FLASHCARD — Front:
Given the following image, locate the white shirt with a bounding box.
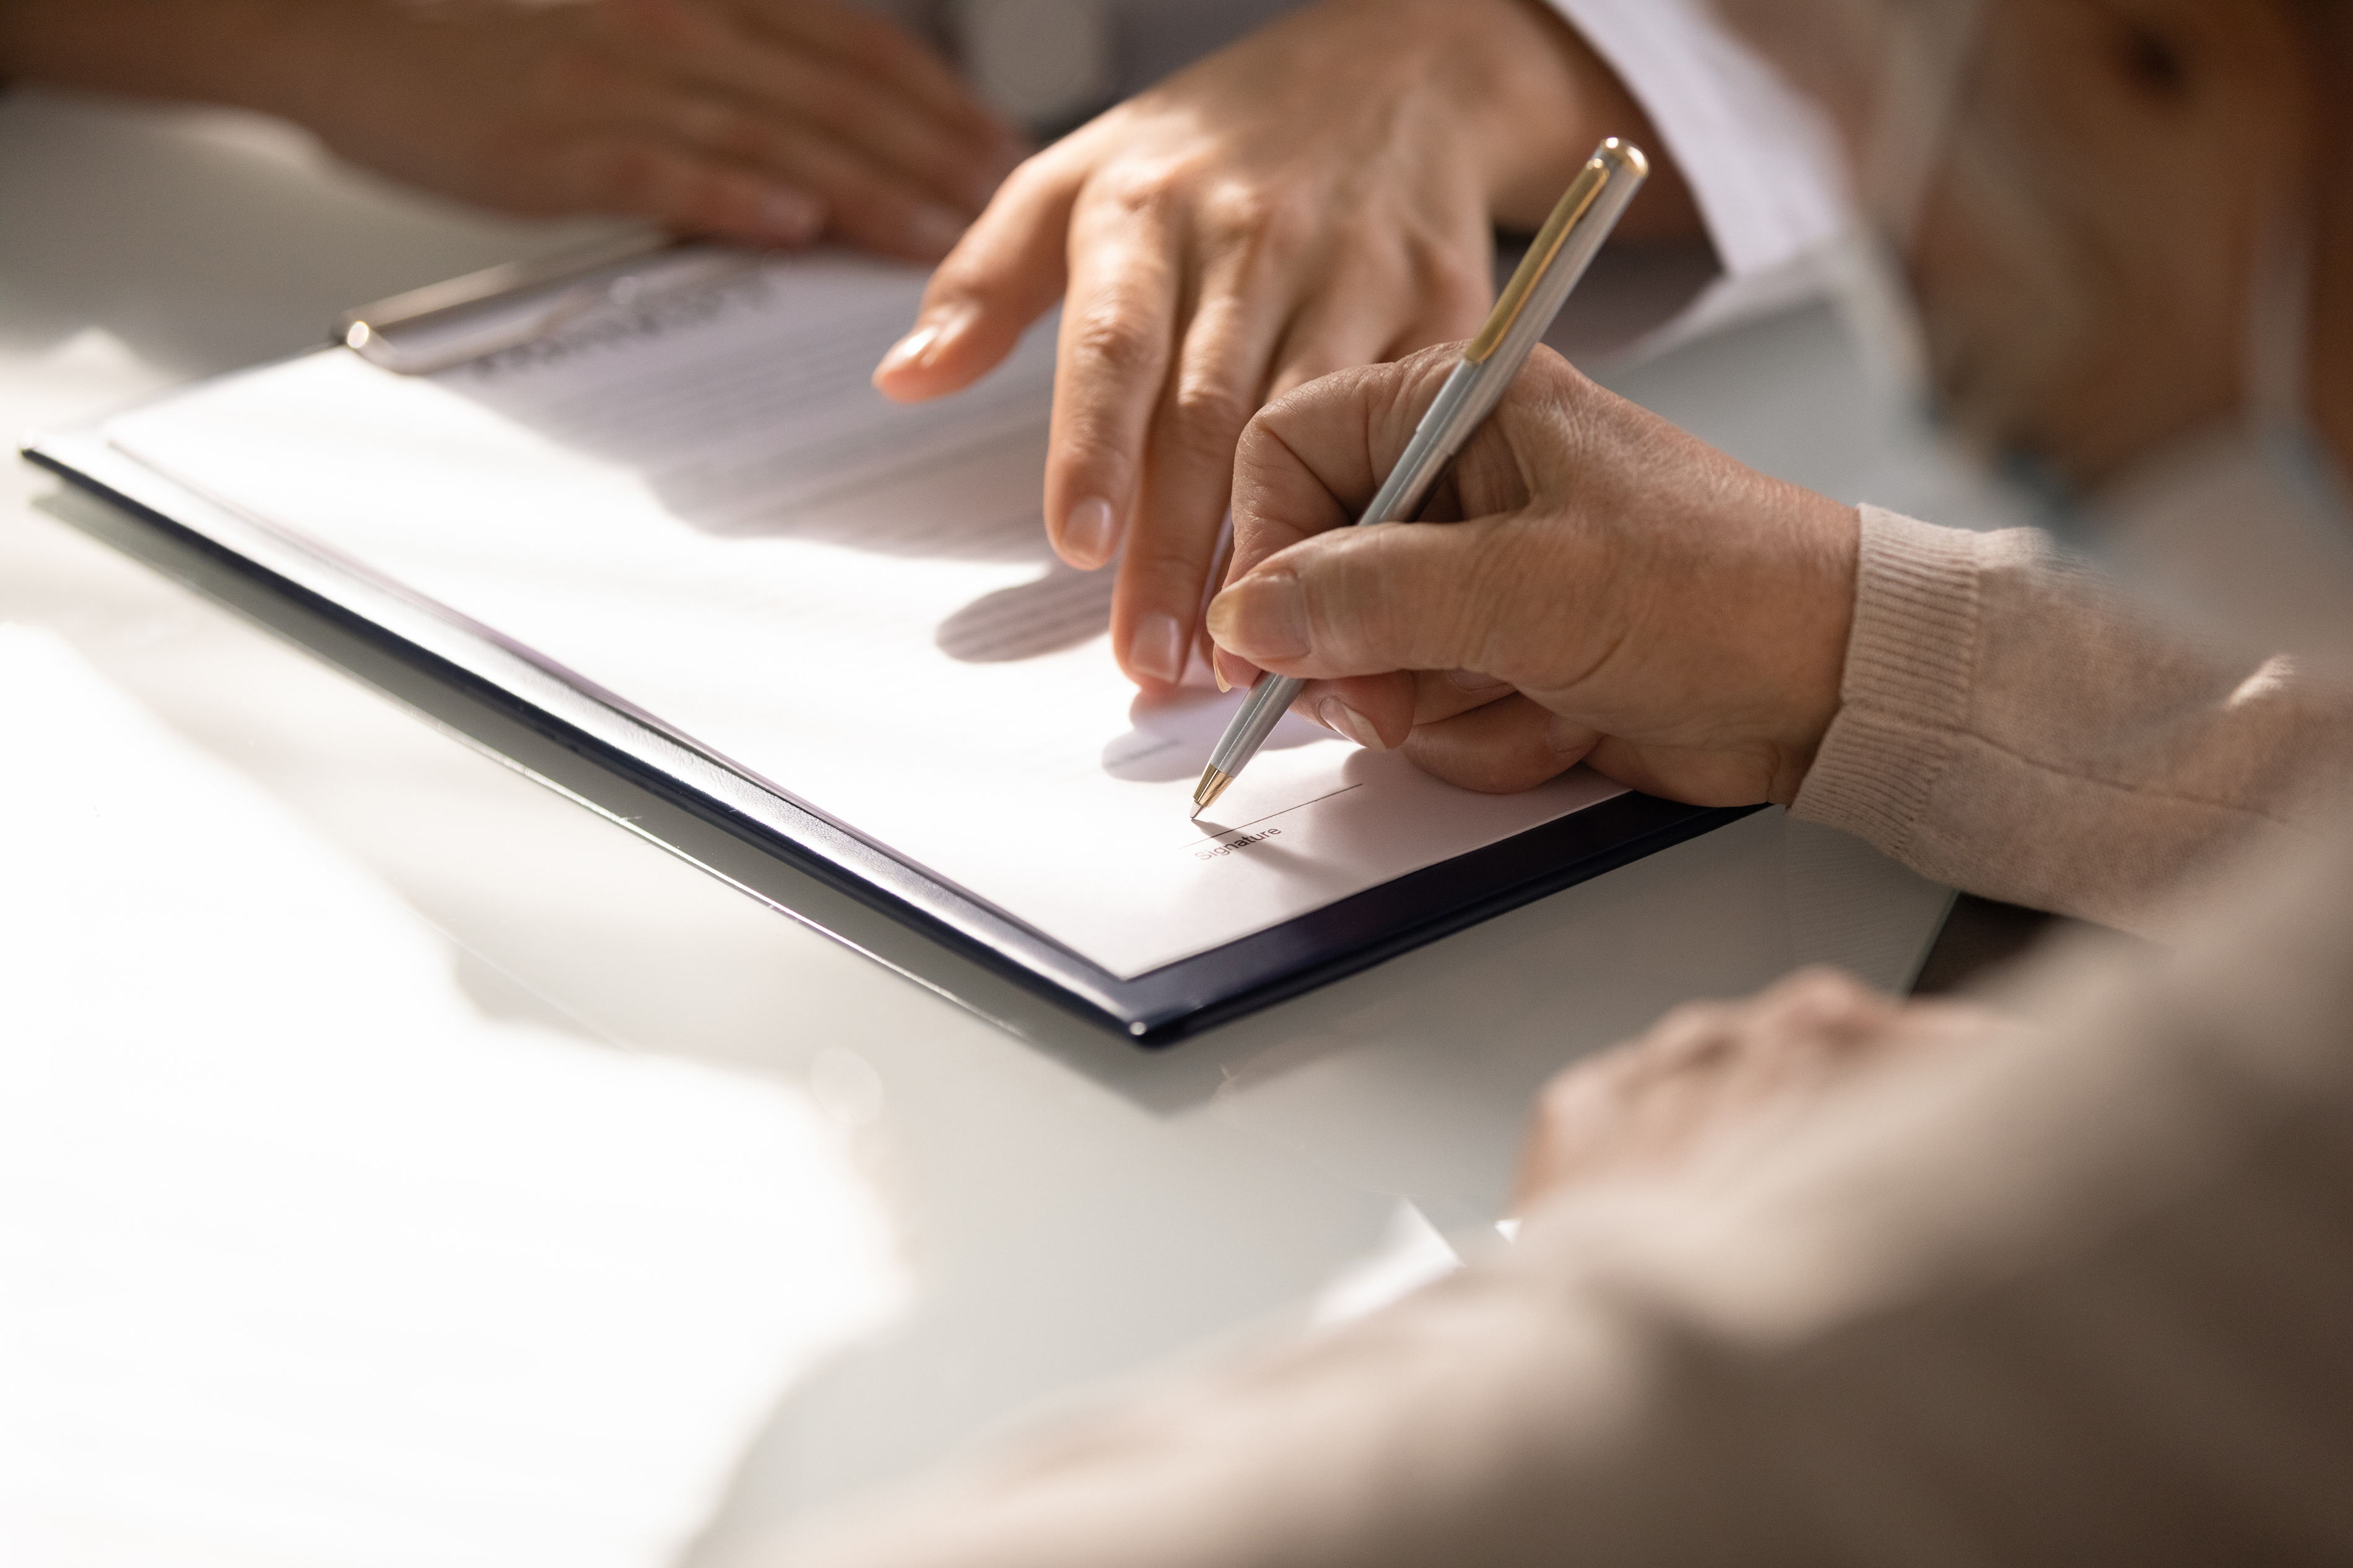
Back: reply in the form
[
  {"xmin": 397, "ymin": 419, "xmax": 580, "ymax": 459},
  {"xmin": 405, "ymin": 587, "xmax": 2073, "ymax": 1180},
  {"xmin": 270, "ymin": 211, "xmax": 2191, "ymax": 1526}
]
[{"xmin": 1550, "ymin": 0, "xmax": 1851, "ymax": 342}]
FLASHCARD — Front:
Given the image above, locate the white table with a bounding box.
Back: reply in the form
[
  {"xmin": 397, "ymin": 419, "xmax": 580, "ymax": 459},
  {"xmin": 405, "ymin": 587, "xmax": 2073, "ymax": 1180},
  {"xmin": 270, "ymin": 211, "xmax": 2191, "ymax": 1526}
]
[{"xmin": 0, "ymin": 88, "xmax": 1964, "ymax": 1567}]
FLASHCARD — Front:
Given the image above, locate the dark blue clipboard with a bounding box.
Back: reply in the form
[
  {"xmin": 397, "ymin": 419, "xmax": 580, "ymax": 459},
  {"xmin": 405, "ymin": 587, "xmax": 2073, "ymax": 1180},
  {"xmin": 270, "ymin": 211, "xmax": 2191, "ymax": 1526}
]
[{"xmin": 24, "ymin": 418, "xmax": 1754, "ymax": 1046}]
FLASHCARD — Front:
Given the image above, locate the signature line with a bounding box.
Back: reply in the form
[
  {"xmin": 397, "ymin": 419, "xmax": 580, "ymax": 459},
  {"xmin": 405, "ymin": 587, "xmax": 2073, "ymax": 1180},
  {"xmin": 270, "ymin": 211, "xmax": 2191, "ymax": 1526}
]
[{"xmin": 1180, "ymin": 783, "xmax": 1365, "ymax": 850}]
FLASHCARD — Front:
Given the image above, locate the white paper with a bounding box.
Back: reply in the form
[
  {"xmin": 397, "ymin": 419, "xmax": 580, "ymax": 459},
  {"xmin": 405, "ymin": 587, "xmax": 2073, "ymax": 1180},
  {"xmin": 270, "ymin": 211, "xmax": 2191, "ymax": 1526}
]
[
  {"xmin": 0, "ymin": 625, "xmax": 905, "ymax": 1568},
  {"xmin": 105, "ymin": 253, "xmax": 1623, "ymax": 979}
]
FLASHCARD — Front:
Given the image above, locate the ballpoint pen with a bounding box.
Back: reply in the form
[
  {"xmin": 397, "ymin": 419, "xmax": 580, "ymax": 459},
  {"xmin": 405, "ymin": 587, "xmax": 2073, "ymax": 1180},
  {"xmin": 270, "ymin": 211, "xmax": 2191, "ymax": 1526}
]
[{"xmin": 1190, "ymin": 137, "xmax": 1649, "ymax": 820}]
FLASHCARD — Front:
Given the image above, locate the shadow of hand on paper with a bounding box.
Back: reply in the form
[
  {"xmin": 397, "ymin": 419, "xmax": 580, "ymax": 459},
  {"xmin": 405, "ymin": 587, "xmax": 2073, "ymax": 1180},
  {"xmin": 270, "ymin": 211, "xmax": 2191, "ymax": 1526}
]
[
  {"xmin": 1100, "ymin": 688, "xmax": 1331, "ymax": 784},
  {"xmin": 934, "ymin": 558, "xmax": 1113, "ymax": 663}
]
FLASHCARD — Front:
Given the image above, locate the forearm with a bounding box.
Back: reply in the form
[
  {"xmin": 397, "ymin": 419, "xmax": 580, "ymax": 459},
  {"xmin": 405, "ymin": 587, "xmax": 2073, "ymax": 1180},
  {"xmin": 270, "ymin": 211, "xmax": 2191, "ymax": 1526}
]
[{"xmin": 1493, "ymin": 0, "xmax": 1701, "ymax": 242}]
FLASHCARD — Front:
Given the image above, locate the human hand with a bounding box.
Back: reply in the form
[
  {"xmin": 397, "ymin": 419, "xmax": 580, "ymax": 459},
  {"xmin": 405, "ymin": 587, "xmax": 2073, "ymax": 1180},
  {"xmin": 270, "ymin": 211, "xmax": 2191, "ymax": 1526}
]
[
  {"xmin": 1206, "ymin": 344, "xmax": 1861, "ymax": 808},
  {"xmin": 1513, "ymin": 968, "xmax": 1999, "ymax": 1204},
  {"xmin": 871, "ymin": 0, "xmax": 1699, "ymax": 688},
  {"xmin": 0, "ymin": 0, "xmax": 1025, "ymax": 260}
]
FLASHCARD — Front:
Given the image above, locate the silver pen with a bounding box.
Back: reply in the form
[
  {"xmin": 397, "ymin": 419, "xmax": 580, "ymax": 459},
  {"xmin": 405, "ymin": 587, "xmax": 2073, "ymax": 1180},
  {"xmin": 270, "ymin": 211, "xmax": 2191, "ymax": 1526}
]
[{"xmin": 1190, "ymin": 138, "xmax": 1648, "ymax": 819}]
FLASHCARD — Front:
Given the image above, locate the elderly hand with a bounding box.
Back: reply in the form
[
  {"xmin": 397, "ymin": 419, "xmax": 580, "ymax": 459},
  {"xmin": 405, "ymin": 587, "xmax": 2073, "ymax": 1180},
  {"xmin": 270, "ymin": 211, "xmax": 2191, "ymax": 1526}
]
[
  {"xmin": 1207, "ymin": 344, "xmax": 1861, "ymax": 808},
  {"xmin": 870, "ymin": 0, "xmax": 1698, "ymax": 689},
  {"xmin": 0, "ymin": 0, "xmax": 1025, "ymax": 259},
  {"xmin": 1513, "ymin": 968, "xmax": 2001, "ymax": 1203}
]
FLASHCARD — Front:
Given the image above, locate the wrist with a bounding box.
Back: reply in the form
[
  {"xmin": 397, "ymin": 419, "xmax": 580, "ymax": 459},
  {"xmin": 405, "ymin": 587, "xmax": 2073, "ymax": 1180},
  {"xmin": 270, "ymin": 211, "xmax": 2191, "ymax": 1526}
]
[{"xmin": 1444, "ymin": 0, "xmax": 1702, "ymax": 239}]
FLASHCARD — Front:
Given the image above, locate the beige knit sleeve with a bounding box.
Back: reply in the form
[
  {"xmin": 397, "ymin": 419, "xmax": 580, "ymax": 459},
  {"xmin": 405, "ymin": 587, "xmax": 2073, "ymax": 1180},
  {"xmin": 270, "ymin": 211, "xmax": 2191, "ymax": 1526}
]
[{"xmin": 1791, "ymin": 506, "xmax": 2350, "ymax": 933}]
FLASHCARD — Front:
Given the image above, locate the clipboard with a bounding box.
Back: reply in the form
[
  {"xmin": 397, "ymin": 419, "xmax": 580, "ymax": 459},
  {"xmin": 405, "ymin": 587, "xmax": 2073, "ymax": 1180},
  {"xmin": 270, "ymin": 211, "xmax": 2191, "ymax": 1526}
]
[{"xmin": 22, "ymin": 245, "xmax": 1756, "ymax": 1045}]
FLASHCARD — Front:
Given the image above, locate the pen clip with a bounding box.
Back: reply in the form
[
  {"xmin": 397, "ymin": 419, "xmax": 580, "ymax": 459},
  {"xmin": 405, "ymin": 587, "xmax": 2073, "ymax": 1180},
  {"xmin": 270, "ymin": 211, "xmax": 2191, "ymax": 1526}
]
[{"xmin": 1466, "ymin": 140, "xmax": 1643, "ymax": 364}]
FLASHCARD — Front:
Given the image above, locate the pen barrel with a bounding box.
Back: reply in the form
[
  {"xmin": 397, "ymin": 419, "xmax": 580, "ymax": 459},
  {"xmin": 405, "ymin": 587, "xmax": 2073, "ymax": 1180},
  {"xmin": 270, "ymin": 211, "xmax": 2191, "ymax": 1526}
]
[
  {"xmin": 1467, "ymin": 139, "xmax": 1648, "ymax": 390},
  {"xmin": 1352, "ymin": 359, "xmax": 1485, "ymax": 529},
  {"xmin": 1345, "ymin": 141, "xmax": 1648, "ymax": 535},
  {"xmin": 1207, "ymin": 671, "xmax": 1305, "ymax": 776}
]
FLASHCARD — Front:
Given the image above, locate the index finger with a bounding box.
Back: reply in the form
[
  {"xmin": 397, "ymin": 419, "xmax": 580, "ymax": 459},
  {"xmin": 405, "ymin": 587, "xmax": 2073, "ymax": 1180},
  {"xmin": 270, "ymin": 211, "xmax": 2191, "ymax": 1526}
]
[
  {"xmin": 871, "ymin": 148, "xmax": 1082, "ymax": 401},
  {"xmin": 1226, "ymin": 345, "xmax": 1471, "ymax": 588}
]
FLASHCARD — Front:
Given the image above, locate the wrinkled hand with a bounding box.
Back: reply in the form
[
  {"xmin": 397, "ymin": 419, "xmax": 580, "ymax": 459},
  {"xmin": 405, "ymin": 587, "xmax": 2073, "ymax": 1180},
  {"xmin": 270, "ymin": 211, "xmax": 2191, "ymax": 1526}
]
[
  {"xmin": 1, "ymin": 0, "xmax": 1024, "ymax": 259},
  {"xmin": 1514, "ymin": 968, "xmax": 2001, "ymax": 1203},
  {"xmin": 1207, "ymin": 345, "xmax": 1862, "ymax": 807},
  {"xmin": 872, "ymin": 0, "xmax": 1696, "ymax": 688}
]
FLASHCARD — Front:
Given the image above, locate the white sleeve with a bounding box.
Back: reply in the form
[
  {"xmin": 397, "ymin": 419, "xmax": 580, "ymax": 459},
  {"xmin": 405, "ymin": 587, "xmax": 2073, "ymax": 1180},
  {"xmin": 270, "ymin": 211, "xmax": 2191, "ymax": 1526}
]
[{"xmin": 1549, "ymin": 0, "xmax": 1852, "ymax": 343}]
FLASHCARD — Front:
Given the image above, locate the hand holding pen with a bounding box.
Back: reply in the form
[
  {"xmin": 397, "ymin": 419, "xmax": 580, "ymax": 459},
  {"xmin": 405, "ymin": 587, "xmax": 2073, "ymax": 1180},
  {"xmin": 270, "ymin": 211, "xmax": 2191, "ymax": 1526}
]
[
  {"xmin": 1191, "ymin": 140, "xmax": 1650, "ymax": 816},
  {"xmin": 1203, "ymin": 151, "xmax": 1864, "ymax": 817}
]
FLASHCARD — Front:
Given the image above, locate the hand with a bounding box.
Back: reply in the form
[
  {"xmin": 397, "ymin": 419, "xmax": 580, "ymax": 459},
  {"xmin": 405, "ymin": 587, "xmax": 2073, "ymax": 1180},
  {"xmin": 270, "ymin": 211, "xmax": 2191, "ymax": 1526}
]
[
  {"xmin": 1206, "ymin": 345, "xmax": 1861, "ymax": 808},
  {"xmin": 1513, "ymin": 968, "xmax": 2001, "ymax": 1203},
  {"xmin": 871, "ymin": 0, "xmax": 1700, "ymax": 689},
  {"xmin": 0, "ymin": 0, "xmax": 1025, "ymax": 260}
]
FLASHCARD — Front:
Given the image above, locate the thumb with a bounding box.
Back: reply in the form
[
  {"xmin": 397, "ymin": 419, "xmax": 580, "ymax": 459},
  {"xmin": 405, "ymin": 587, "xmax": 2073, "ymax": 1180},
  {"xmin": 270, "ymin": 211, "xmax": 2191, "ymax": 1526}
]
[{"xmin": 1206, "ymin": 511, "xmax": 1573, "ymax": 683}]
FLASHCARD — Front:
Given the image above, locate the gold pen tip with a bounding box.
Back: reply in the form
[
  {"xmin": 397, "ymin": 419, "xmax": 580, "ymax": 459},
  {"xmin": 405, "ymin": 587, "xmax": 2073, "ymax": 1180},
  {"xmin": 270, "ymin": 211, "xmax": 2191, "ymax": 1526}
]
[{"xmin": 1191, "ymin": 765, "xmax": 1234, "ymax": 818}]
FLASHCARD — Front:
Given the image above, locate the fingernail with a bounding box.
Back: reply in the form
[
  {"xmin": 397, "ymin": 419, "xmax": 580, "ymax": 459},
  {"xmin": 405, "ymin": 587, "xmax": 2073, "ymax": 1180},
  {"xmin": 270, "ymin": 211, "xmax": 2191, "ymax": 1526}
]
[
  {"xmin": 1212, "ymin": 646, "xmax": 1253, "ymax": 693},
  {"xmin": 1447, "ymin": 668, "xmax": 1509, "ymax": 693},
  {"xmin": 907, "ymin": 202, "xmax": 967, "ymax": 258},
  {"xmin": 1129, "ymin": 612, "xmax": 1187, "ymax": 685},
  {"xmin": 874, "ymin": 322, "xmax": 942, "ymax": 380},
  {"xmin": 757, "ymin": 188, "xmax": 824, "ymax": 245},
  {"xmin": 1060, "ymin": 496, "xmax": 1118, "ymax": 567},
  {"xmin": 874, "ymin": 304, "xmax": 979, "ymax": 384},
  {"xmin": 1206, "ymin": 571, "xmax": 1310, "ymax": 661},
  {"xmin": 1319, "ymin": 698, "xmax": 1386, "ymax": 751}
]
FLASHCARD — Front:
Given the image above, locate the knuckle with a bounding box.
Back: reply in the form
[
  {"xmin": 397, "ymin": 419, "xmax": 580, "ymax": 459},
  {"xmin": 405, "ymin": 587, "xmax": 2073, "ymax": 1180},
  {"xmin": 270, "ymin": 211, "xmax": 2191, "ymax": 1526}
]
[
  {"xmin": 1199, "ymin": 184, "xmax": 1316, "ymax": 273},
  {"xmin": 1064, "ymin": 304, "xmax": 1161, "ymax": 382},
  {"xmin": 1781, "ymin": 965, "xmax": 1864, "ymax": 1007},
  {"xmin": 1537, "ymin": 1070, "xmax": 1601, "ymax": 1130},
  {"xmin": 1196, "ymin": 182, "xmax": 1272, "ymax": 240},
  {"xmin": 1094, "ymin": 157, "xmax": 1198, "ymax": 222},
  {"xmin": 1163, "ymin": 379, "xmax": 1254, "ymax": 456},
  {"xmin": 1654, "ymin": 1000, "xmax": 1727, "ymax": 1042}
]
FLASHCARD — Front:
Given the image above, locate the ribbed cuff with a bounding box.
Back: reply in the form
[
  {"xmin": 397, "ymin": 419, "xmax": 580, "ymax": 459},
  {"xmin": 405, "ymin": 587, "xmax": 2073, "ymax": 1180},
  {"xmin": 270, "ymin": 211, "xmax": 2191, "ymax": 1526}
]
[{"xmin": 1792, "ymin": 507, "xmax": 1983, "ymax": 855}]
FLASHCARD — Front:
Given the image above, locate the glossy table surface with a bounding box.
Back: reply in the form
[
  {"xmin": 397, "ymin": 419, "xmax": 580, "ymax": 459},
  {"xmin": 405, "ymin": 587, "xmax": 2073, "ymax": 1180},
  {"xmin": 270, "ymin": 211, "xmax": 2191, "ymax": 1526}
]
[{"xmin": 0, "ymin": 87, "xmax": 1973, "ymax": 1567}]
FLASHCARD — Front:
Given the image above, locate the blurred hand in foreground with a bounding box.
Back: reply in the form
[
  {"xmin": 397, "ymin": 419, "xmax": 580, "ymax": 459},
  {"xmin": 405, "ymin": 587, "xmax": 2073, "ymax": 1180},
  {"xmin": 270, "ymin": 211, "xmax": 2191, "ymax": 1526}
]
[
  {"xmin": 1209, "ymin": 344, "xmax": 1859, "ymax": 808},
  {"xmin": 871, "ymin": 0, "xmax": 1700, "ymax": 689},
  {"xmin": 0, "ymin": 0, "xmax": 1027, "ymax": 259},
  {"xmin": 1514, "ymin": 968, "xmax": 2004, "ymax": 1204}
]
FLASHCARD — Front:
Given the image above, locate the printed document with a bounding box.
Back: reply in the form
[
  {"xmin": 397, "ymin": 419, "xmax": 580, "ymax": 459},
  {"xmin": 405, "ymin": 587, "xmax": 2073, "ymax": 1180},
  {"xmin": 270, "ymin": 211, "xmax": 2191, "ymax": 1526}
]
[{"xmin": 105, "ymin": 254, "xmax": 1623, "ymax": 977}]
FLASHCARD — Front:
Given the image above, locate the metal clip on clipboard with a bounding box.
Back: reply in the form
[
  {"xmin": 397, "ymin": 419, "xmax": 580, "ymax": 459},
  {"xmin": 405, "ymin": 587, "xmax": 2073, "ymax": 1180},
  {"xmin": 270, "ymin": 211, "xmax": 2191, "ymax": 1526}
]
[{"xmin": 335, "ymin": 231, "xmax": 769, "ymax": 376}]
